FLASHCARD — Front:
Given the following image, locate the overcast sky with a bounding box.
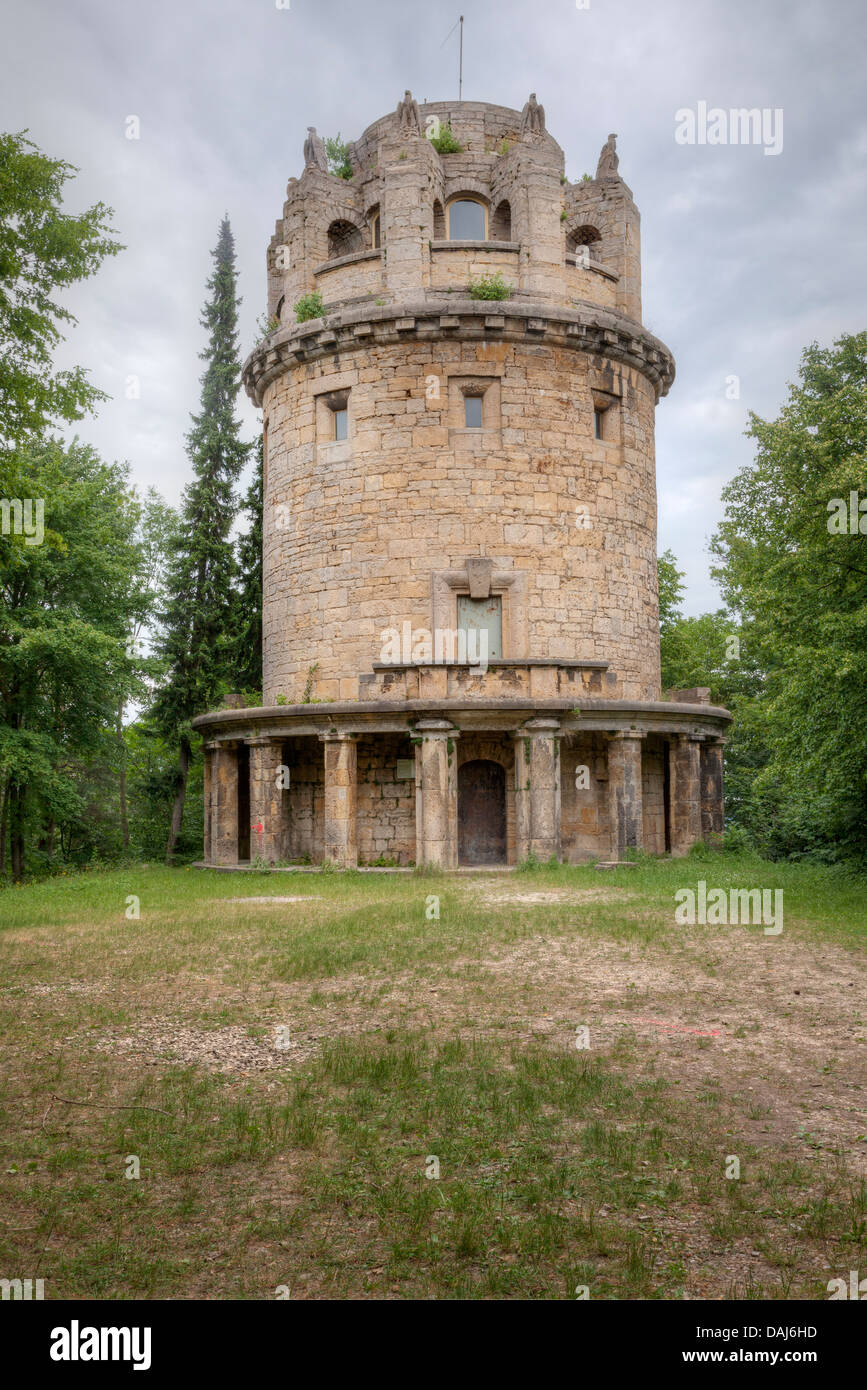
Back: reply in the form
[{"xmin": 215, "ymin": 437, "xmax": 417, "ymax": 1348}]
[{"xmin": 3, "ymin": 0, "xmax": 865, "ymax": 612}]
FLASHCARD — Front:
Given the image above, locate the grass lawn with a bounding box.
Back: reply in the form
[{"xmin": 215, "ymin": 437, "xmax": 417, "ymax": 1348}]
[{"xmin": 0, "ymin": 851, "xmax": 864, "ymax": 1300}]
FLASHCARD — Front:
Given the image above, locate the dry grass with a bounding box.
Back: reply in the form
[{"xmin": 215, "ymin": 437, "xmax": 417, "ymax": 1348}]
[{"xmin": 0, "ymin": 855, "xmax": 864, "ymax": 1299}]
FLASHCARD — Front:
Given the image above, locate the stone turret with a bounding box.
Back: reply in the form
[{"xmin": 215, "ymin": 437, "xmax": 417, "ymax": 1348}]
[{"xmin": 194, "ymin": 97, "xmax": 730, "ymax": 871}]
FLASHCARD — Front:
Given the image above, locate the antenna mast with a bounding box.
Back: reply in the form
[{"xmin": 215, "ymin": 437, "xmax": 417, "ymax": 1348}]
[{"xmin": 440, "ymin": 16, "xmax": 464, "ymax": 99}]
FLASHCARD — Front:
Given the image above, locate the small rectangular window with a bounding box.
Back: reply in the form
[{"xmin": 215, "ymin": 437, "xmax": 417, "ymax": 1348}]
[
  {"xmin": 456, "ymin": 594, "xmax": 503, "ymax": 660},
  {"xmin": 333, "ymin": 407, "xmax": 348, "ymax": 441},
  {"xmin": 464, "ymin": 395, "xmax": 483, "ymax": 429},
  {"xmin": 594, "ymin": 408, "xmax": 604, "ymax": 440}
]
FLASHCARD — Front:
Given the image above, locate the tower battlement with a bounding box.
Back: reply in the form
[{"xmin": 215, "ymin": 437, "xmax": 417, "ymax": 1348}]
[{"xmin": 259, "ymin": 99, "xmax": 643, "ymax": 331}]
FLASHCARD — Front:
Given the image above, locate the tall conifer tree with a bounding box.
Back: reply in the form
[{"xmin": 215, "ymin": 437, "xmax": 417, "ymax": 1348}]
[
  {"xmin": 153, "ymin": 217, "xmax": 249, "ymax": 861},
  {"xmin": 228, "ymin": 432, "xmax": 263, "ymax": 694}
]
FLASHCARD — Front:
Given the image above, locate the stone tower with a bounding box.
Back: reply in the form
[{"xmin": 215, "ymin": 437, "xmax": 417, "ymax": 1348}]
[{"xmin": 194, "ymin": 97, "xmax": 730, "ymax": 868}]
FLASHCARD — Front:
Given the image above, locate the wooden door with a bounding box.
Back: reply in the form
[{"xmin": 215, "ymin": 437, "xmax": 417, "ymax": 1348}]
[{"xmin": 458, "ymin": 759, "xmax": 506, "ymax": 865}]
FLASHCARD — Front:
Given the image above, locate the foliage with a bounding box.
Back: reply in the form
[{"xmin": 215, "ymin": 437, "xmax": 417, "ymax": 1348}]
[
  {"xmin": 301, "ymin": 663, "xmax": 319, "ymax": 704},
  {"xmin": 709, "ymin": 331, "xmax": 867, "ymax": 864},
  {"xmin": 227, "ymin": 434, "xmax": 263, "ymax": 692},
  {"xmin": 324, "ymin": 134, "xmax": 353, "ymax": 180},
  {"xmin": 466, "ymin": 271, "xmax": 512, "ymax": 301},
  {"xmin": 0, "ymin": 440, "xmax": 149, "ymax": 878},
  {"xmin": 149, "ymin": 217, "xmax": 251, "ymax": 860},
  {"xmin": 428, "ymin": 124, "xmax": 463, "ymax": 154},
  {"xmin": 294, "ymin": 291, "xmax": 324, "ymax": 323},
  {"xmin": 657, "ymin": 549, "xmax": 685, "ymax": 637},
  {"xmin": 0, "ymin": 131, "xmax": 123, "ymax": 452},
  {"xmin": 254, "ymin": 312, "xmax": 280, "ymax": 345}
]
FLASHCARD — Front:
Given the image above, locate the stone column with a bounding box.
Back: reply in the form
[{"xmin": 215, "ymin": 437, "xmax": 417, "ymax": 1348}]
[
  {"xmin": 511, "ymin": 147, "xmax": 566, "ymax": 301},
  {"xmin": 320, "ymin": 732, "xmax": 358, "ymax": 868},
  {"xmin": 669, "ymin": 734, "xmax": 702, "ymax": 856},
  {"xmin": 380, "ymin": 132, "xmax": 438, "ymax": 295},
  {"xmin": 414, "ymin": 720, "xmax": 459, "ymax": 868},
  {"xmin": 700, "ymin": 738, "xmax": 725, "ymax": 844},
  {"xmin": 212, "ymin": 741, "xmax": 240, "ymax": 866},
  {"xmin": 606, "ymin": 731, "xmax": 644, "ymax": 860},
  {"xmin": 247, "ymin": 737, "xmax": 286, "ymax": 864},
  {"xmin": 203, "ymin": 743, "xmax": 215, "ymax": 863},
  {"xmin": 513, "ymin": 718, "xmax": 562, "ymax": 862}
]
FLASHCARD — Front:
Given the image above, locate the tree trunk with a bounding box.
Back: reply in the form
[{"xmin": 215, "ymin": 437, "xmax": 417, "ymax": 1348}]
[
  {"xmin": 0, "ymin": 777, "xmax": 10, "ymax": 874},
  {"xmin": 165, "ymin": 735, "xmax": 191, "ymax": 864},
  {"xmin": 117, "ymin": 703, "xmax": 129, "ymax": 850},
  {"xmin": 10, "ymin": 783, "xmax": 24, "ymax": 882}
]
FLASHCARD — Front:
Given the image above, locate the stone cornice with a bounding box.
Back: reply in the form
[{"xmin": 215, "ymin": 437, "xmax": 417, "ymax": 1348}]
[
  {"xmin": 193, "ymin": 696, "xmax": 731, "ymax": 741},
  {"xmin": 243, "ymin": 298, "xmax": 676, "ymax": 406}
]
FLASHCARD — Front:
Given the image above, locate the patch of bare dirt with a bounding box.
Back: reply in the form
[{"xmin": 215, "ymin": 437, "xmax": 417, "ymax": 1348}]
[
  {"xmin": 468, "ymin": 881, "xmax": 619, "ymax": 907},
  {"xmin": 94, "ymin": 1023, "xmax": 321, "ymax": 1074}
]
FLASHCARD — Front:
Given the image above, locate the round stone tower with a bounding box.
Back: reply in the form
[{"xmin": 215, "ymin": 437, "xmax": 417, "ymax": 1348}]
[{"xmin": 194, "ymin": 95, "xmax": 730, "ymax": 870}]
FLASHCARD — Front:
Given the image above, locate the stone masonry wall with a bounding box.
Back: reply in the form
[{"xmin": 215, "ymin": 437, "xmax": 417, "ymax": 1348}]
[
  {"xmin": 356, "ymin": 734, "xmax": 416, "ymax": 865},
  {"xmin": 262, "ymin": 337, "xmax": 661, "ymax": 705}
]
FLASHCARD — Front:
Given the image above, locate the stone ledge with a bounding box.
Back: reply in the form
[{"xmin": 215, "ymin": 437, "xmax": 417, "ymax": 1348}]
[
  {"xmin": 370, "ymin": 658, "xmax": 610, "ymax": 670},
  {"xmin": 564, "ymin": 254, "xmax": 619, "ymax": 283},
  {"xmin": 313, "ymin": 248, "xmax": 382, "ymax": 275},
  {"xmin": 244, "ymin": 298, "xmax": 676, "ymax": 406},
  {"xmin": 192, "ymin": 696, "xmax": 732, "ymax": 743},
  {"xmin": 430, "ymin": 240, "xmax": 520, "ymax": 252}
]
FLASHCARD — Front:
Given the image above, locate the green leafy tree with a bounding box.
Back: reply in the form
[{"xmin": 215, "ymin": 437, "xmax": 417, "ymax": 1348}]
[
  {"xmin": 657, "ymin": 548, "xmax": 685, "ymax": 637},
  {"xmin": 150, "ymin": 217, "xmax": 250, "ymax": 862},
  {"xmin": 324, "ymin": 134, "xmax": 353, "ymax": 180},
  {"xmin": 0, "ymin": 441, "xmax": 145, "ymax": 878},
  {"xmin": 115, "ymin": 491, "xmax": 178, "ymax": 849},
  {"xmin": 658, "ymin": 549, "xmax": 768, "ymax": 839},
  {"xmin": 711, "ymin": 331, "xmax": 867, "ymax": 861},
  {"xmin": 0, "ymin": 131, "xmax": 122, "ymax": 454}
]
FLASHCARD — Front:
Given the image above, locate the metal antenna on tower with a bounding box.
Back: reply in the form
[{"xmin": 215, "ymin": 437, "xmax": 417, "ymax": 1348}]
[{"xmin": 440, "ymin": 15, "xmax": 464, "ymax": 99}]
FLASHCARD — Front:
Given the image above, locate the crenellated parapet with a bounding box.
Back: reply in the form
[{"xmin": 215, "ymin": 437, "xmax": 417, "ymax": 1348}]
[{"xmin": 264, "ymin": 99, "xmax": 645, "ymax": 328}]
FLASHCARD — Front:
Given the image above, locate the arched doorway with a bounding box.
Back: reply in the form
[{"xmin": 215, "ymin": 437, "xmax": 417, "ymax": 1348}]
[{"xmin": 458, "ymin": 759, "xmax": 506, "ymax": 866}]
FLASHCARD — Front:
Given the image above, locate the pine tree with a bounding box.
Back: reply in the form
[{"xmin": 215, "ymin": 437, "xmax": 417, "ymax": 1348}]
[
  {"xmin": 152, "ymin": 217, "xmax": 250, "ymax": 862},
  {"xmin": 228, "ymin": 432, "xmax": 263, "ymax": 695}
]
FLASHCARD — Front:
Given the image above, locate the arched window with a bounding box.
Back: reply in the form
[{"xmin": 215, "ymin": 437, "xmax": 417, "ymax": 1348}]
[
  {"xmin": 327, "ymin": 219, "xmax": 364, "ymax": 260},
  {"xmin": 446, "ymin": 197, "xmax": 487, "ymax": 240},
  {"xmin": 567, "ymin": 224, "xmax": 602, "ymax": 264},
  {"xmin": 369, "ymin": 208, "xmax": 381, "ymax": 249},
  {"xmin": 491, "ymin": 200, "xmax": 512, "ymax": 241}
]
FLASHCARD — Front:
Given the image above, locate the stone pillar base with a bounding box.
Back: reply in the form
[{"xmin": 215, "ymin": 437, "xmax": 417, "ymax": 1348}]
[
  {"xmin": 607, "ymin": 732, "xmax": 644, "ymax": 860},
  {"xmin": 213, "ymin": 742, "xmax": 240, "ymax": 866},
  {"xmin": 320, "ymin": 732, "xmax": 358, "ymax": 868},
  {"xmin": 514, "ymin": 718, "xmax": 562, "ymax": 862},
  {"xmin": 414, "ymin": 720, "xmax": 459, "ymax": 868},
  {"xmin": 670, "ymin": 734, "xmax": 702, "ymax": 856},
  {"xmin": 700, "ymin": 738, "xmax": 725, "ymax": 845},
  {"xmin": 248, "ymin": 737, "xmax": 286, "ymax": 864}
]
